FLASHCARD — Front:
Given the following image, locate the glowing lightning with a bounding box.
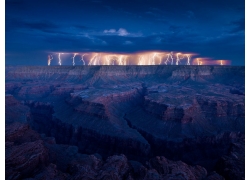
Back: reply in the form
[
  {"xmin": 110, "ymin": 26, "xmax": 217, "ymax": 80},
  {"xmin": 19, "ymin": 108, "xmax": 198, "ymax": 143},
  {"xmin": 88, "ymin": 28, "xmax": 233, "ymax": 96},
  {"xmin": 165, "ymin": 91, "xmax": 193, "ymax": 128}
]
[
  {"xmin": 197, "ymin": 58, "xmax": 202, "ymax": 65},
  {"xmin": 48, "ymin": 55, "xmax": 53, "ymax": 66},
  {"xmin": 165, "ymin": 52, "xmax": 174, "ymax": 65},
  {"xmin": 72, "ymin": 53, "xmax": 78, "ymax": 66},
  {"xmin": 58, "ymin": 53, "xmax": 63, "ymax": 66},
  {"xmin": 97, "ymin": 54, "xmax": 101, "ymax": 65},
  {"xmin": 176, "ymin": 53, "xmax": 183, "ymax": 65},
  {"xmin": 118, "ymin": 55, "xmax": 124, "ymax": 65},
  {"xmin": 105, "ymin": 55, "xmax": 110, "ymax": 65},
  {"xmin": 81, "ymin": 54, "xmax": 87, "ymax": 65},
  {"xmin": 186, "ymin": 54, "xmax": 191, "ymax": 65},
  {"xmin": 151, "ymin": 53, "xmax": 158, "ymax": 65},
  {"xmin": 88, "ymin": 53, "xmax": 97, "ymax": 65},
  {"xmin": 111, "ymin": 55, "xmax": 117, "ymax": 65},
  {"xmin": 164, "ymin": 54, "xmax": 170, "ymax": 65},
  {"xmin": 49, "ymin": 51, "xmax": 230, "ymax": 66},
  {"xmin": 138, "ymin": 56, "xmax": 144, "ymax": 65},
  {"xmin": 123, "ymin": 55, "xmax": 128, "ymax": 65}
]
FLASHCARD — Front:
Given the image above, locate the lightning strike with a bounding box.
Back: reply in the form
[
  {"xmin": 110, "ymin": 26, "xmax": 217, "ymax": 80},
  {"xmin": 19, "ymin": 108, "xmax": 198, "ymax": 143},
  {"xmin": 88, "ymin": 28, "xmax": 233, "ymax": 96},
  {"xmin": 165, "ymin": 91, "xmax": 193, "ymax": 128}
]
[
  {"xmin": 176, "ymin": 53, "xmax": 182, "ymax": 65},
  {"xmin": 81, "ymin": 54, "xmax": 87, "ymax": 65},
  {"xmin": 118, "ymin": 55, "xmax": 124, "ymax": 65},
  {"xmin": 72, "ymin": 53, "xmax": 78, "ymax": 66},
  {"xmin": 88, "ymin": 53, "xmax": 97, "ymax": 65},
  {"xmin": 58, "ymin": 53, "xmax": 64, "ymax": 66},
  {"xmin": 48, "ymin": 55, "xmax": 53, "ymax": 66},
  {"xmin": 49, "ymin": 51, "xmax": 231, "ymax": 66},
  {"xmin": 151, "ymin": 53, "xmax": 158, "ymax": 65},
  {"xmin": 165, "ymin": 52, "xmax": 174, "ymax": 65},
  {"xmin": 197, "ymin": 58, "xmax": 200, "ymax": 65},
  {"xmin": 186, "ymin": 54, "xmax": 191, "ymax": 65},
  {"xmin": 138, "ymin": 56, "xmax": 145, "ymax": 65}
]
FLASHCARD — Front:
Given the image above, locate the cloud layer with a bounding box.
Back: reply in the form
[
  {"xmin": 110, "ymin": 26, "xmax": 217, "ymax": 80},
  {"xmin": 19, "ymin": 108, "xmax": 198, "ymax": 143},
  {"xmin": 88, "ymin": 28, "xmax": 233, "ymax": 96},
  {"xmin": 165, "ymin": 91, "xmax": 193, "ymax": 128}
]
[{"xmin": 5, "ymin": 0, "xmax": 245, "ymax": 65}]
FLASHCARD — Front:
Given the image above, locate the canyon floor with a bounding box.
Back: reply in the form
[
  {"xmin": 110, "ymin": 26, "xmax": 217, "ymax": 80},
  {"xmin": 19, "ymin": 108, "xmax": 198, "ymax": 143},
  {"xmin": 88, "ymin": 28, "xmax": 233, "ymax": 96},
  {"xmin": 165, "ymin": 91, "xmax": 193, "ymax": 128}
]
[{"xmin": 5, "ymin": 65, "xmax": 245, "ymax": 180}]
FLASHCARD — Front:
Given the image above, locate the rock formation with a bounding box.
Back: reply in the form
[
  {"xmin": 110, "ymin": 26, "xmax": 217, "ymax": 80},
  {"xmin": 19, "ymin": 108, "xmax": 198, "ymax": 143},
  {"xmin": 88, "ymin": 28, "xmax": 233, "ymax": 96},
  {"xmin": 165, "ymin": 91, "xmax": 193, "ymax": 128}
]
[{"xmin": 5, "ymin": 65, "xmax": 244, "ymax": 179}]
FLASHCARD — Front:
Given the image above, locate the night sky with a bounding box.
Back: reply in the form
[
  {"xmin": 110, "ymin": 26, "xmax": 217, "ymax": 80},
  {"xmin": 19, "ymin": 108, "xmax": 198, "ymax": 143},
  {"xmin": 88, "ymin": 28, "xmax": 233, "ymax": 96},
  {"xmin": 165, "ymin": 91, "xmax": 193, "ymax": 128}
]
[{"xmin": 5, "ymin": 0, "xmax": 245, "ymax": 65}]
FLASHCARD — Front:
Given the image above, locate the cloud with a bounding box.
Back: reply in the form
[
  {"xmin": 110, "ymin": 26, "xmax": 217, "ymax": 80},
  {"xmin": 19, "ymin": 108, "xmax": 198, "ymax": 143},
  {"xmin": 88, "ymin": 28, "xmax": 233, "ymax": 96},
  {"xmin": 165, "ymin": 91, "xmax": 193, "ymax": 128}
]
[
  {"xmin": 5, "ymin": 18, "xmax": 66, "ymax": 34},
  {"xmin": 186, "ymin": 11, "xmax": 195, "ymax": 19},
  {"xmin": 103, "ymin": 28, "xmax": 129, "ymax": 36},
  {"xmin": 118, "ymin": 28, "xmax": 129, "ymax": 36},
  {"xmin": 123, "ymin": 40, "xmax": 133, "ymax": 45},
  {"xmin": 104, "ymin": 29, "xmax": 116, "ymax": 33},
  {"xmin": 229, "ymin": 18, "xmax": 245, "ymax": 33},
  {"xmin": 73, "ymin": 25, "xmax": 90, "ymax": 29},
  {"xmin": 23, "ymin": 21, "xmax": 58, "ymax": 30},
  {"xmin": 168, "ymin": 25, "xmax": 182, "ymax": 34}
]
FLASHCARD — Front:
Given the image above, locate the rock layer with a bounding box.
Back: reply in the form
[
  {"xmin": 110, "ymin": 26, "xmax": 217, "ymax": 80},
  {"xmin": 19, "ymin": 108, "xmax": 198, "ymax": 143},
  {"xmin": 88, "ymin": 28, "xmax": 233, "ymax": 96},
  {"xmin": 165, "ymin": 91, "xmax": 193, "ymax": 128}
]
[{"xmin": 5, "ymin": 65, "xmax": 244, "ymax": 179}]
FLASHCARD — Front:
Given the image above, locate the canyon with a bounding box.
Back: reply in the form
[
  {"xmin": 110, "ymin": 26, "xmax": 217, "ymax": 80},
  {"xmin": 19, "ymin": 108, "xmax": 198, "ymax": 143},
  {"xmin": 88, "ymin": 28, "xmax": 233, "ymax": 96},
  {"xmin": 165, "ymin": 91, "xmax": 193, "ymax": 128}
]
[{"xmin": 5, "ymin": 65, "xmax": 245, "ymax": 180}]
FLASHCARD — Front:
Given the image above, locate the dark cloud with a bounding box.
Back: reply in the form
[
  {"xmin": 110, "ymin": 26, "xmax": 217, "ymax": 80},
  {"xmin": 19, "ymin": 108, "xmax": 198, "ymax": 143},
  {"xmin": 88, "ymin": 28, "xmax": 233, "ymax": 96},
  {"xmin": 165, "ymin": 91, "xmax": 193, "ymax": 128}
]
[
  {"xmin": 23, "ymin": 21, "xmax": 58, "ymax": 30},
  {"xmin": 5, "ymin": 0, "xmax": 245, "ymax": 65},
  {"xmin": 73, "ymin": 25, "xmax": 90, "ymax": 29},
  {"xmin": 186, "ymin": 11, "xmax": 195, "ymax": 19},
  {"xmin": 6, "ymin": 18, "xmax": 59, "ymax": 33},
  {"xmin": 229, "ymin": 18, "xmax": 245, "ymax": 33}
]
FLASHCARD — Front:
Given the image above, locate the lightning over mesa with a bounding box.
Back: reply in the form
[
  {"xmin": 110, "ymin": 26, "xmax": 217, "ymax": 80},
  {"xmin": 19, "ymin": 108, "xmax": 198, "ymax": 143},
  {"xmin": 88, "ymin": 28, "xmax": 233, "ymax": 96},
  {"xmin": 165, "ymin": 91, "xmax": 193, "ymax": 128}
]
[{"xmin": 48, "ymin": 51, "xmax": 231, "ymax": 66}]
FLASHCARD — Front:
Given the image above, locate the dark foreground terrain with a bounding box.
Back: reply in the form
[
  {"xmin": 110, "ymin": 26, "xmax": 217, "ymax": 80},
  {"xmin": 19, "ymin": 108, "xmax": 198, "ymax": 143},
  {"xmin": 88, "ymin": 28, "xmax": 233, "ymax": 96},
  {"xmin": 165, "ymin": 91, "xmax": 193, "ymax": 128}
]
[{"xmin": 5, "ymin": 65, "xmax": 245, "ymax": 180}]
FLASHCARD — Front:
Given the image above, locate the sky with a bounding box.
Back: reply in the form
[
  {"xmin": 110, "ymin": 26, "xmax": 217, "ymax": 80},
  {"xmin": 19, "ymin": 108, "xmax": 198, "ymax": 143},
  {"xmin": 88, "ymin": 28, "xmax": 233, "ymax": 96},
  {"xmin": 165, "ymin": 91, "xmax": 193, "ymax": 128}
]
[{"xmin": 5, "ymin": 0, "xmax": 245, "ymax": 65}]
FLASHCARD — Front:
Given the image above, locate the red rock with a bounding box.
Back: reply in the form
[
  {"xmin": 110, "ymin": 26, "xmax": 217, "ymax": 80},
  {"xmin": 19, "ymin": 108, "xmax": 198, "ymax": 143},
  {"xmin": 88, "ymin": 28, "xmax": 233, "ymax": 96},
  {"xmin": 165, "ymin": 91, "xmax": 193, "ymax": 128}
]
[
  {"xmin": 5, "ymin": 66, "xmax": 245, "ymax": 180},
  {"xmin": 149, "ymin": 156, "xmax": 207, "ymax": 180},
  {"xmin": 6, "ymin": 140, "xmax": 49, "ymax": 179},
  {"xmin": 30, "ymin": 163, "xmax": 69, "ymax": 180}
]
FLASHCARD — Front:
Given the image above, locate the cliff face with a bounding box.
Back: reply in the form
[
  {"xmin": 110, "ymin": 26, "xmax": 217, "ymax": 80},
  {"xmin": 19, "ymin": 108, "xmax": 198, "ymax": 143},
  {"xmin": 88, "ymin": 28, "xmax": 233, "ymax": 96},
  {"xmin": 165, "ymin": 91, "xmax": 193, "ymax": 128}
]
[
  {"xmin": 5, "ymin": 65, "xmax": 245, "ymax": 179},
  {"xmin": 5, "ymin": 65, "xmax": 244, "ymax": 84}
]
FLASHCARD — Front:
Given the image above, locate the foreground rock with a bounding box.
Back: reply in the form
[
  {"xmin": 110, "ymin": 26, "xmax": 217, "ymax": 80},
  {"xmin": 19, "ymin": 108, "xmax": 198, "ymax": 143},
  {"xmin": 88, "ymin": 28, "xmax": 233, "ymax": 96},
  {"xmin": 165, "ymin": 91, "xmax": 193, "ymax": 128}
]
[
  {"xmin": 5, "ymin": 120, "xmax": 225, "ymax": 180},
  {"xmin": 215, "ymin": 138, "xmax": 245, "ymax": 180}
]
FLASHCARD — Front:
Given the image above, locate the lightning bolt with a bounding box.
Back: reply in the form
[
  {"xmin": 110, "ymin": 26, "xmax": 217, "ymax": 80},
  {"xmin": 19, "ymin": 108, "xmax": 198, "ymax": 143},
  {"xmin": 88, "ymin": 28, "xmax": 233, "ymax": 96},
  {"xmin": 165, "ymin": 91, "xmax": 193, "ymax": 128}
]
[
  {"xmin": 165, "ymin": 52, "xmax": 174, "ymax": 65},
  {"xmin": 105, "ymin": 55, "xmax": 110, "ymax": 65},
  {"xmin": 96, "ymin": 54, "xmax": 101, "ymax": 65},
  {"xmin": 138, "ymin": 56, "xmax": 145, "ymax": 65},
  {"xmin": 123, "ymin": 55, "xmax": 128, "ymax": 65},
  {"xmin": 58, "ymin": 53, "xmax": 63, "ymax": 66},
  {"xmin": 118, "ymin": 55, "xmax": 124, "ymax": 65},
  {"xmin": 151, "ymin": 53, "xmax": 158, "ymax": 65},
  {"xmin": 186, "ymin": 54, "xmax": 191, "ymax": 65},
  {"xmin": 197, "ymin": 58, "xmax": 202, "ymax": 65},
  {"xmin": 112, "ymin": 55, "xmax": 118, "ymax": 65},
  {"xmin": 51, "ymin": 51, "xmax": 227, "ymax": 66},
  {"xmin": 176, "ymin": 53, "xmax": 183, "ymax": 65},
  {"xmin": 88, "ymin": 53, "xmax": 98, "ymax": 65},
  {"xmin": 119, "ymin": 55, "xmax": 128, "ymax": 65},
  {"xmin": 72, "ymin": 53, "xmax": 78, "ymax": 66},
  {"xmin": 48, "ymin": 55, "xmax": 53, "ymax": 66},
  {"xmin": 81, "ymin": 54, "xmax": 87, "ymax": 65},
  {"xmin": 164, "ymin": 54, "xmax": 169, "ymax": 65},
  {"xmin": 159, "ymin": 53, "xmax": 165, "ymax": 65}
]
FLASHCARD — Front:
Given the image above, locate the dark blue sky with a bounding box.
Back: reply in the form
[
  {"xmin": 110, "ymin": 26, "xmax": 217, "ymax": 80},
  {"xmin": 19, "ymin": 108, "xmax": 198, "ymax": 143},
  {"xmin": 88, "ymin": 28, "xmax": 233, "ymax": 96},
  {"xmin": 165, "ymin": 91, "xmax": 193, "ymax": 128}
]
[{"xmin": 5, "ymin": 0, "xmax": 245, "ymax": 65}]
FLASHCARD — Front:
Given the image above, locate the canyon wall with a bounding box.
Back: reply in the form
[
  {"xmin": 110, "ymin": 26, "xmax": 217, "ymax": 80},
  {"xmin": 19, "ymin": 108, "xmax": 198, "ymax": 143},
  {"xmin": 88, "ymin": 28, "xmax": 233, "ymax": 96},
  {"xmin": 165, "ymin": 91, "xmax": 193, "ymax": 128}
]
[{"xmin": 5, "ymin": 65, "xmax": 245, "ymax": 179}]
